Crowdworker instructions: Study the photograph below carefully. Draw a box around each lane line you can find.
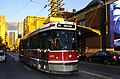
[24,66,31,71]
[79,70,113,79]
[14,59,18,61]
[6,52,19,61]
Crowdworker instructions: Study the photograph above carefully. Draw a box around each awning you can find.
[77,25,101,38]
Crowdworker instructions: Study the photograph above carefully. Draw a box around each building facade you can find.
[0,15,7,44]
[24,16,47,35]
[18,22,24,37]
[68,0,117,52]
[7,30,18,50]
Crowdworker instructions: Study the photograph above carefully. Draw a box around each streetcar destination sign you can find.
[57,24,75,28]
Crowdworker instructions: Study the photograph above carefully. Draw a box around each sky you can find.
[0,0,92,22]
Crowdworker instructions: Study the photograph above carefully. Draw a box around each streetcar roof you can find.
[26,21,76,38]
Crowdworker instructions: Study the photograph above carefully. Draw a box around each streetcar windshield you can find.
[50,30,77,50]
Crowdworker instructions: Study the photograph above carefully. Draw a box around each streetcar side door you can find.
[40,31,50,70]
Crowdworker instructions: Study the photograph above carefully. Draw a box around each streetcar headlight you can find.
[56,56,59,59]
[68,54,72,58]
[55,54,59,59]
[44,50,46,53]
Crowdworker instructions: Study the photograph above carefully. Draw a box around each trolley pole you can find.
[100,0,106,51]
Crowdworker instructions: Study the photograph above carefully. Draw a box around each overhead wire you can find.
[30,0,43,5]
[30,0,48,15]
[7,0,48,21]
[28,4,48,29]
[7,0,32,20]
[23,1,48,32]
[0,0,48,39]
[27,1,49,31]
[36,5,48,16]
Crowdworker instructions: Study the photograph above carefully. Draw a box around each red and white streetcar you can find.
[19,21,78,74]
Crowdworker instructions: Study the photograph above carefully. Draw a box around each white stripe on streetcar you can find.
[48,60,78,63]
[30,57,40,61]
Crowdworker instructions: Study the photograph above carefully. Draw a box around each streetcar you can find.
[19,21,78,74]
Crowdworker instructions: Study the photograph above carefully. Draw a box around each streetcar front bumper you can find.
[48,61,78,74]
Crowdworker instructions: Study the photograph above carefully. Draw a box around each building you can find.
[68,0,117,52]
[18,22,24,37]
[7,30,18,50]
[9,32,15,47]
[7,22,18,50]
[24,16,47,35]
[0,15,7,44]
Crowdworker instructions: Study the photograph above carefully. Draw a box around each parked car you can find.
[0,52,6,62]
[77,52,87,61]
[87,51,120,65]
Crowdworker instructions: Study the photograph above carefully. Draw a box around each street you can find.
[0,52,120,79]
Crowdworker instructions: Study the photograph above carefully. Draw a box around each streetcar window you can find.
[19,30,77,50]
[40,31,50,49]
[50,30,77,50]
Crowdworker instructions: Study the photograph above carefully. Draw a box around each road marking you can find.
[79,70,113,79]
[24,66,31,71]
[6,52,19,61]
[14,59,18,61]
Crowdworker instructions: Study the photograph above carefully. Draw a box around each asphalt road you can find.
[0,52,120,79]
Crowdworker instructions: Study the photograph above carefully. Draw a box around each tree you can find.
[0,36,3,44]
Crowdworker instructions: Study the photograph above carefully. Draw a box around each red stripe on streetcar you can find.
[48,51,77,61]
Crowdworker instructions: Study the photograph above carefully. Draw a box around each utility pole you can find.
[48,0,64,17]
[100,0,117,51]
[100,0,106,51]
[48,0,57,17]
